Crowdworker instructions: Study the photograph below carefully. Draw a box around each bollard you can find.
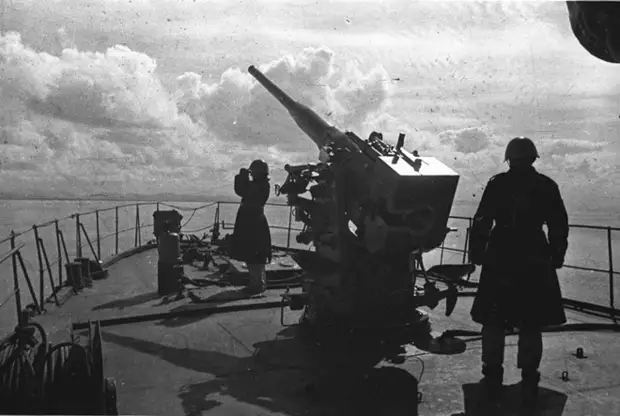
[158,233,181,265]
[19,310,31,326]
[157,231,182,295]
[74,258,93,288]
[90,259,109,280]
[65,262,85,291]
[157,262,182,295]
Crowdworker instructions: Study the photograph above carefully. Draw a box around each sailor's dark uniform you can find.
[468,164,569,400]
[229,169,272,293]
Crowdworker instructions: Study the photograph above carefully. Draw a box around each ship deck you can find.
[29,247,620,416]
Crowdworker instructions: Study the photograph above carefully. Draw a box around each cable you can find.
[0,343,19,376]
[0,323,48,376]
[180,209,198,228]
[44,342,86,362]
[160,202,216,212]
[27,322,47,348]
[182,225,213,233]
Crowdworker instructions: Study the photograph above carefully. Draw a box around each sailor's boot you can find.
[520,369,540,408]
[480,324,505,403]
[481,364,504,402]
[246,264,267,294]
[517,326,543,408]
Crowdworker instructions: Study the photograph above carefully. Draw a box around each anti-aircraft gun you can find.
[248,65,475,353]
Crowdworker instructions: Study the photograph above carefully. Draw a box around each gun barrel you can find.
[248,65,358,152]
[248,65,299,112]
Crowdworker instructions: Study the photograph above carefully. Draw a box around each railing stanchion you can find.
[55,220,63,286]
[608,227,616,323]
[76,214,82,259]
[462,218,472,264]
[58,230,70,264]
[80,224,100,263]
[461,229,469,264]
[115,206,119,255]
[137,204,141,247]
[439,241,445,265]
[287,206,293,249]
[96,210,101,260]
[214,203,220,231]
[10,231,23,326]
[466,219,475,281]
[135,204,139,248]
[39,238,59,306]
[16,251,41,314]
[33,225,45,308]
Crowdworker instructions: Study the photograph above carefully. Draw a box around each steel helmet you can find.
[504,137,540,162]
[249,159,269,177]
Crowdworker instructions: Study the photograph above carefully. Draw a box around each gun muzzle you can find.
[284,163,316,174]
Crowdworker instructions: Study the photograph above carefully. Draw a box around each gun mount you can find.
[249,65,474,352]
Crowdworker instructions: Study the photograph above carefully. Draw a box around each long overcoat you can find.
[229,170,272,265]
[468,166,569,328]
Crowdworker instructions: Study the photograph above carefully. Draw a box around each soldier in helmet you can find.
[468,137,569,408]
[229,159,273,294]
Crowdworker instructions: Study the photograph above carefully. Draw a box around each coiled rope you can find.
[0,322,116,415]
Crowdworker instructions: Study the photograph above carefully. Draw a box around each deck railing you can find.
[0,200,618,331]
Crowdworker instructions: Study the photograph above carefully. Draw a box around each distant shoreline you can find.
[0,197,617,228]
[0,196,478,206]
[0,197,231,203]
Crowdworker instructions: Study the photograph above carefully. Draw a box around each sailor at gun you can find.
[229,159,273,294]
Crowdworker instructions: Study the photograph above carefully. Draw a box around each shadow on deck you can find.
[101,327,421,416]
[33,247,620,415]
[454,383,567,416]
[92,292,162,311]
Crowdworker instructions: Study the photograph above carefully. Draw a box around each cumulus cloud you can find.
[0,33,393,197]
[0,32,182,130]
[438,127,493,154]
[175,47,392,155]
[0,32,227,196]
[399,123,619,203]
[37,46,180,129]
[540,138,606,155]
[1,0,618,206]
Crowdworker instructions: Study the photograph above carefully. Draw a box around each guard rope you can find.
[159,202,217,212]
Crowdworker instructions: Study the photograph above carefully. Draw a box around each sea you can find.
[0,198,618,333]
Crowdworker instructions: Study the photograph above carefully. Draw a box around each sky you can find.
[0,0,618,215]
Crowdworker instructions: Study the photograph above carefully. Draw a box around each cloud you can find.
[540,138,606,155]
[0,0,618,209]
[0,32,182,131]
[0,33,393,197]
[0,32,229,196]
[438,127,493,154]
[175,46,391,154]
[398,123,619,202]
[41,47,179,129]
